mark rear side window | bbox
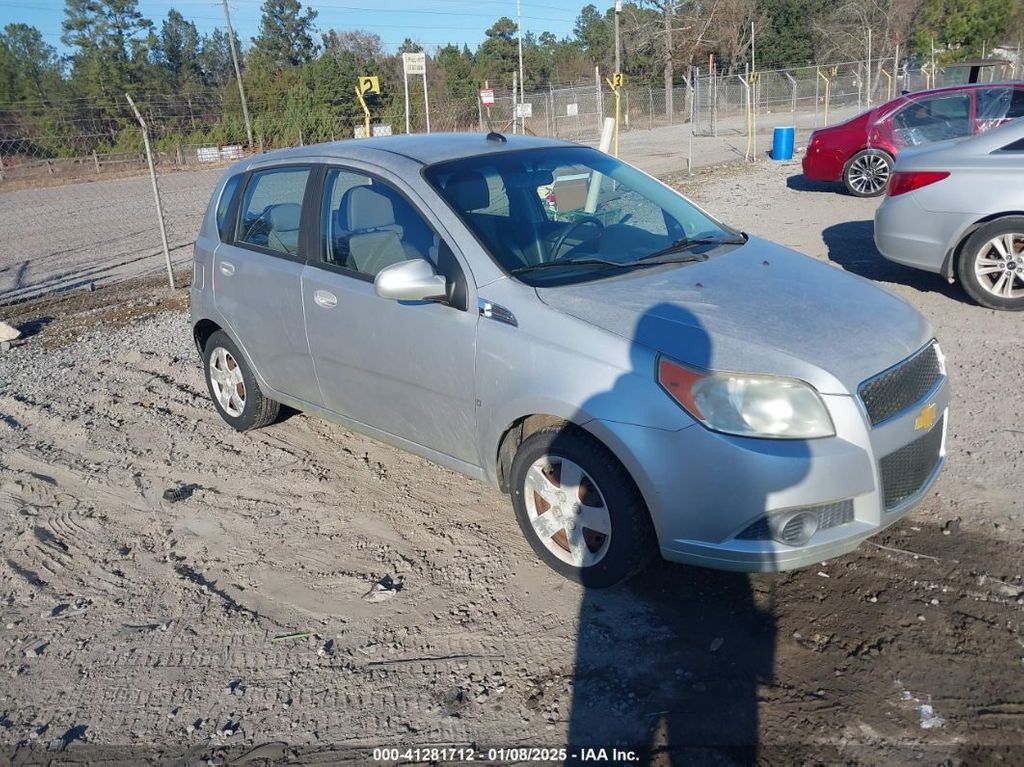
[216,174,243,241]
[999,137,1024,152]
[892,93,971,146]
[236,167,311,256]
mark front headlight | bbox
[658,357,835,439]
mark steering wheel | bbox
[550,216,605,261]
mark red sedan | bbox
[802,82,1024,197]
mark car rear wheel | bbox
[843,149,892,197]
[958,217,1024,311]
[203,330,280,430]
[509,426,655,587]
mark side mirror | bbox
[374,258,448,302]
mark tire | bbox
[202,330,279,431]
[843,149,893,197]
[509,426,656,588]
[958,217,1024,311]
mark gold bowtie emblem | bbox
[914,403,937,431]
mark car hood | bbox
[534,237,933,395]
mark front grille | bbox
[859,343,942,426]
[736,500,855,541]
[879,416,944,510]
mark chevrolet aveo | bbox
[191,133,950,587]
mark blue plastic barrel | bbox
[772,126,795,161]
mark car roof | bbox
[245,132,577,169]
[887,80,1024,105]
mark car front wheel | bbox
[843,149,892,197]
[202,330,280,430]
[958,217,1024,311]
[509,426,655,587]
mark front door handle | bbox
[313,289,337,309]
[219,261,235,276]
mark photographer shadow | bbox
[562,301,812,765]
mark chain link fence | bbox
[4,56,1020,189]
[1,54,1020,304]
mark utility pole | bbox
[614,0,622,75]
[516,0,525,133]
[222,0,253,149]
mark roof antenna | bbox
[486,131,507,143]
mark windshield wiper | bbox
[510,258,633,274]
[640,235,746,262]
[510,255,708,275]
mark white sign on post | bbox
[516,102,533,118]
[402,52,426,75]
[566,103,579,117]
[479,88,495,107]
[402,52,430,134]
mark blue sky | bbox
[0,0,591,54]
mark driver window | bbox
[892,94,971,146]
[320,168,436,278]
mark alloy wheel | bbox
[974,233,1024,300]
[523,456,611,568]
[208,346,246,417]
[847,154,890,195]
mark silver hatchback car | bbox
[191,133,950,586]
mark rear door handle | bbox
[219,261,235,276]
[313,289,337,309]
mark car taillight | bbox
[887,171,950,196]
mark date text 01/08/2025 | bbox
[372,747,640,762]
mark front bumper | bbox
[590,368,950,573]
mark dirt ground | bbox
[2,159,1023,765]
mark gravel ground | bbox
[1,159,1023,765]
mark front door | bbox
[214,164,320,405]
[302,166,480,465]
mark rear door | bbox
[214,164,321,405]
[301,165,480,464]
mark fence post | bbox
[687,68,694,175]
[125,93,175,291]
[92,150,100,174]
[784,71,797,113]
[738,74,751,162]
[648,88,654,130]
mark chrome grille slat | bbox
[859,343,942,426]
[879,416,944,510]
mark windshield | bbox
[423,146,741,285]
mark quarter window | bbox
[216,174,243,241]
[236,167,311,256]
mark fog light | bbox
[769,511,819,546]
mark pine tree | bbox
[252,0,319,68]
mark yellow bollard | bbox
[817,68,832,125]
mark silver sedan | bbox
[875,118,1024,310]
